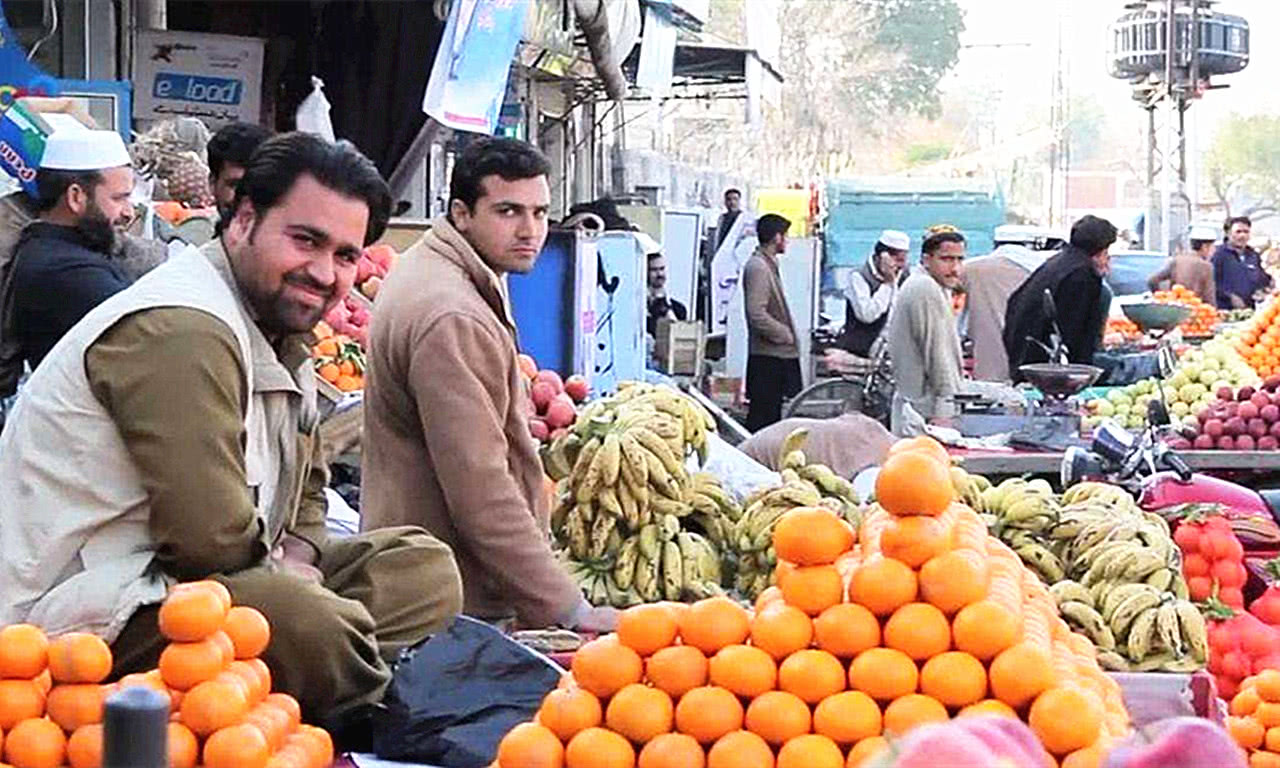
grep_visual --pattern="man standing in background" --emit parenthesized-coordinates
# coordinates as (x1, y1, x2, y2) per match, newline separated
(838, 230, 908, 357)
(1213, 216, 1271, 309)
(207, 121, 273, 220)
(715, 188, 743, 251)
(887, 229, 967, 434)
(1147, 224, 1216, 305)
(742, 213, 800, 431)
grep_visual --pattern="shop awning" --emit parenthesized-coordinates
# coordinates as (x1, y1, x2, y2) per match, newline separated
(621, 41, 783, 88)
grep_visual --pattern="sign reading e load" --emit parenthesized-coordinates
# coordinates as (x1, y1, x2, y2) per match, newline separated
(133, 30, 263, 127)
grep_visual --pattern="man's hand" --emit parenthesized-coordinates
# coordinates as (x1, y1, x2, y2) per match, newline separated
(564, 599, 619, 633)
(1231, 294, 1247, 309)
(272, 536, 323, 584)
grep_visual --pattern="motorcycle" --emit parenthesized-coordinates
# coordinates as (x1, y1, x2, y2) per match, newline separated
(1061, 398, 1280, 533)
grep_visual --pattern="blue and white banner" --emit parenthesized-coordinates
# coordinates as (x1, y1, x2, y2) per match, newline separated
(423, 0, 532, 134)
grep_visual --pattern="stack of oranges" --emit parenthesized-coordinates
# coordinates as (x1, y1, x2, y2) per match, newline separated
(494, 436, 1130, 768)
(1152, 285, 1218, 338)
(312, 326, 366, 393)
(0, 581, 332, 768)
(1226, 669, 1280, 766)
(1235, 299, 1280, 378)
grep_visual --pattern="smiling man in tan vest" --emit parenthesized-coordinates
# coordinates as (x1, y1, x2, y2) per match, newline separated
(0, 133, 461, 736)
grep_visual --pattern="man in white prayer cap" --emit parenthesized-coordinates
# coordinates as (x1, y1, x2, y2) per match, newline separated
(838, 229, 909, 357)
(8, 127, 136, 371)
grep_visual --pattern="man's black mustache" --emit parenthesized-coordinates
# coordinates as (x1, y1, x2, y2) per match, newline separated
(283, 273, 335, 297)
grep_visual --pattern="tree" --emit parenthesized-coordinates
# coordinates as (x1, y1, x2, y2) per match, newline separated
(1206, 113, 1280, 221)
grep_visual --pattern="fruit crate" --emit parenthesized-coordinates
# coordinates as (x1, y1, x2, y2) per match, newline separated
(654, 319, 704, 377)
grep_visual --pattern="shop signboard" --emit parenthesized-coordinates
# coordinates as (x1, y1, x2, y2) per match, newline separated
(133, 30, 264, 126)
(423, 0, 533, 134)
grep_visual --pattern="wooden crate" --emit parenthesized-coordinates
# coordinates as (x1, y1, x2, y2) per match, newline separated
(655, 319, 705, 376)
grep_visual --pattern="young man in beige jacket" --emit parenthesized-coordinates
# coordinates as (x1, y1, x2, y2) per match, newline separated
(742, 213, 800, 431)
(362, 138, 615, 633)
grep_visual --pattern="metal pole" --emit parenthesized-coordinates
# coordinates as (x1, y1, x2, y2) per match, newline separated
(1161, 0, 1177, 254)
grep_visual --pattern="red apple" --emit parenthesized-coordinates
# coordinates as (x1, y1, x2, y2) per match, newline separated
(1204, 419, 1225, 438)
(564, 375, 590, 404)
(1239, 386, 1256, 402)
(530, 381, 557, 413)
(1168, 437, 1192, 450)
(355, 256, 376, 285)
(365, 244, 396, 271)
(528, 417, 549, 441)
(1238, 434, 1257, 451)
(1219, 386, 1236, 401)
(1254, 392, 1272, 411)
(1266, 375, 1280, 392)
(1267, 404, 1280, 424)
(1197, 405, 1214, 423)
(1271, 421, 1280, 440)
(1251, 418, 1269, 439)
(1240, 402, 1260, 422)
(1224, 402, 1240, 418)
(544, 399, 576, 429)
(1193, 434, 1216, 450)
(1226, 416, 1246, 437)
(534, 369, 565, 395)
(1261, 436, 1279, 451)
(1218, 435, 1236, 451)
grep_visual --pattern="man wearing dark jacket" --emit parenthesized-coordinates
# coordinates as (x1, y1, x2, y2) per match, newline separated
(1004, 215, 1118, 381)
(10, 128, 137, 371)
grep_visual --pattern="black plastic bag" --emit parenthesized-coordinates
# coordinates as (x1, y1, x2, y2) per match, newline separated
(372, 615, 563, 767)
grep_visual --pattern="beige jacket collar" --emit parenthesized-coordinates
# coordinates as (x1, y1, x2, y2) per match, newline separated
(423, 217, 516, 334)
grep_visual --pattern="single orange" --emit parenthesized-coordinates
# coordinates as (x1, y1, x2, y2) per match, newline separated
(1234, 688, 1263, 716)
(244, 704, 292, 752)
(849, 648, 918, 702)
(773, 507, 855, 566)
(571, 636, 643, 699)
(617, 604, 680, 656)
(887, 436, 951, 466)
(4, 717, 66, 768)
(222, 606, 271, 659)
(45, 683, 106, 732)
(180, 678, 249, 737)
(706, 731, 774, 768)
(918, 550, 989, 615)
(1228, 716, 1266, 750)
(847, 556, 917, 617)
(47, 633, 112, 684)
(1029, 687, 1103, 756)
(66, 724, 103, 768)
(778, 650, 845, 704)
(639, 733, 705, 768)
(875, 452, 953, 517)
(538, 686, 602, 742)
(0, 680, 45, 731)
(813, 691, 882, 745)
(957, 699, 1018, 719)
(780, 565, 844, 616)
(744, 690, 811, 747)
(565, 727, 635, 768)
(952, 601, 1020, 661)
(883, 603, 951, 661)
(203, 723, 270, 768)
(227, 660, 270, 704)
(495, 722, 565, 768)
(0, 625, 49, 680)
(679, 598, 751, 655)
(606, 683, 675, 744)
(264, 692, 302, 730)
(160, 587, 229, 642)
(882, 694, 948, 736)
(675, 686, 744, 745)
(646, 646, 709, 699)
(750, 604, 814, 661)
(989, 643, 1055, 709)
(776, 734, 844, 768)
(846, 736, 889, 768)
(709, 645, 777, 699)
(919, 652, 987, 708)
(167, 723, 199, 768)
(159, 637, 225, 691)
(170, 581, 233, 613)
(812, 604, 880, 659)
(880, 516, 951, 568)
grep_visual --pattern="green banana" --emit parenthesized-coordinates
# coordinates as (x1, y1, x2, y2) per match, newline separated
(613, 537, 640, 590)
(566, 505, 591, 560)
(638, 524, 661, 560)
(568, 437, 601, 491)
(589, 512, 618, 560)
(1015, 542, 1067, 583)
(660, 513, 681, 542)
(1126, 608, 1159, 662)
(632, 427, 685, 477)
(1097, 651, 1131, 671)
(1060, 601, 1117, 651)
(1049, 580, 1095, 609)
(662, 540, 683, 600)
(1175, 599, 1208, 663)
(1109, 588, 1163, 637)
(1156, 602, 1185, 658)
(778, 428, 809, 465)
(634, 553, 661, 602)
(1100, 584, 1158, 622)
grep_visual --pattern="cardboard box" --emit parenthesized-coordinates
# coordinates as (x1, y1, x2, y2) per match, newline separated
(655, 319, 704, 377)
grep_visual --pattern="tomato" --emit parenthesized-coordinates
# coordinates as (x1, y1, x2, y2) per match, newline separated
(1221, 587, 1246, 610)
(1224, 651, 1253, 680)
(1211, 620, 1244, 654)
(1189, 575, 1215, 602)
(1219, 676, 1240, 700)
(1174, 523, 1203, 553)
(1222, 535, 1246, 562)
(1255, 654, 1280, 674)
(1213, 559, 1249, 589)
(1241, 618, 1280, 658)
(1253, 589, 1280, 626)
(1201, 531, 1236, 561)
(1184, 553, 1212, 578)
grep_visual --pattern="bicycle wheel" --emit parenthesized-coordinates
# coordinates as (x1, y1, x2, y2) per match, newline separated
(784, 377, 865, 420)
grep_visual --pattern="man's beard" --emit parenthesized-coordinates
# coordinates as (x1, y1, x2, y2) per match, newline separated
(238, 235, 337, 337)
(75, 202, 118, 253)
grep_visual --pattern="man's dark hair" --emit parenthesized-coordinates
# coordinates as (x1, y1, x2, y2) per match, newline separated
(873, 241, 902, 258)
(922, 231, 966, 256)
(449, 137, 550, 213)
(1226, 215, 1252, 232)
(33, 169, 103, 213)
(1191, 238, 1216, 251)
(1069, 215, 1119, 256)
(757, 213, 790, 245)
(222, 132, 392, 246)
(207, 122, 272, 179)
(725, 188, 742, 199)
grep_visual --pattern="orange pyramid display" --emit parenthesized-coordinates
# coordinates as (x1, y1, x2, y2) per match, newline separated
(0, 582, 333, 768)
(496, 436, 1130, 768)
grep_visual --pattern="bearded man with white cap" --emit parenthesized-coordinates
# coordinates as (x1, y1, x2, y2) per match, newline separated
(838, 229, 909, 357)
(7, 127, 136, 370)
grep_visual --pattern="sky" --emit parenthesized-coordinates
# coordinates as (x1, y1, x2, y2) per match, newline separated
(948, 0, 1277, 148)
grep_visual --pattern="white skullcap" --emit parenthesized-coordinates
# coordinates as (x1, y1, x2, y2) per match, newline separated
(1189, 224, 1218, 241)
(878, 230, 910, 251)
(40, 127, 132, 171)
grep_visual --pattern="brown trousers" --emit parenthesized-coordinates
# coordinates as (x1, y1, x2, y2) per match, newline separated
(111, 526, 462, 723)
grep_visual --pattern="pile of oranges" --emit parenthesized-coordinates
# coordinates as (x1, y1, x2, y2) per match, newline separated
(311, 324, 365, 393)
(494, 437, 1130, 768)
(0, 581, 332, 768)
(1227, 669, 1280, 766)
(1152, 285, 1219, 338)
(1235, 299, 1280, 378)
(1104, 316, 1142, 343)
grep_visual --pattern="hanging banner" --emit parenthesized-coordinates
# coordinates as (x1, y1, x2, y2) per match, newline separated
(423, 0, 533, 134)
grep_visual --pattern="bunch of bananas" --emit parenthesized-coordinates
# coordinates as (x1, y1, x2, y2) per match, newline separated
(563, 517, 725, 606)
(729, 429, 862, 600)
(982, 478, 1203, 670)
(545, 382, 743, 607)
(1049, 579, 1207, 672)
